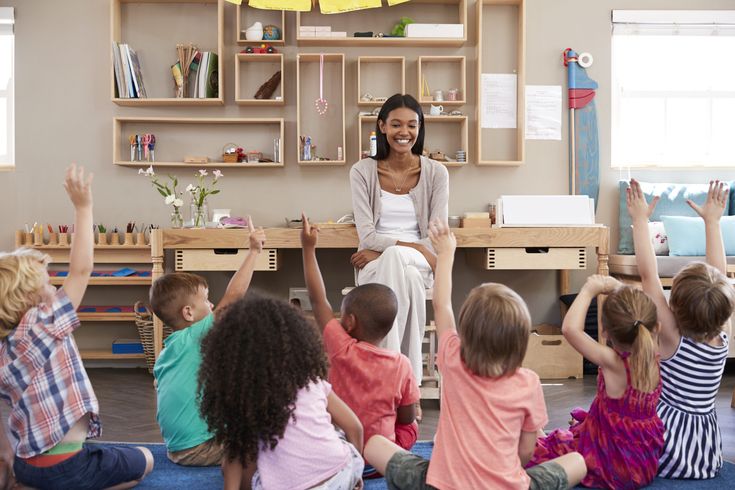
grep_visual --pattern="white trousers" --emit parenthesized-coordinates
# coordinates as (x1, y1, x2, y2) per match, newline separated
(357, 246, 433, 385)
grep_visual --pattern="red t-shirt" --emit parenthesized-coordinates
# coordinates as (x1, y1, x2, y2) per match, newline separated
(323, 319, 419, 444)
(427, 331, 548, 490)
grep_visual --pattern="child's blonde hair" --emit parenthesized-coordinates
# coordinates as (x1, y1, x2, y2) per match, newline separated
(457, 283, 531, 377)
(670, 262, 735, 342)
(601, 286, 659, 393)
(0, 248, 51, 338)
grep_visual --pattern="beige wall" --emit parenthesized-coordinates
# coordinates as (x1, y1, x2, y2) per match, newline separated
(3, 0, 735, 334)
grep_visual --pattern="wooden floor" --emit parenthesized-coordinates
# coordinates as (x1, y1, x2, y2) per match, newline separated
(14, 366, 730, 464)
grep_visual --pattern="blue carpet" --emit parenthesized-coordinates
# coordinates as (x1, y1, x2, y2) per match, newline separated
(100, 441, 734, 489)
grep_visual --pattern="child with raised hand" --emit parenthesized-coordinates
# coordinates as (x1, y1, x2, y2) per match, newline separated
(529, 275, 664, 489)
(197, 292, 365, 490)
(628, 178, 735, 479)
(0, 164, 154, 489)
(151, 217, 266, 467)
(364, 219, 586, 490)
(301, 213, 419, 477)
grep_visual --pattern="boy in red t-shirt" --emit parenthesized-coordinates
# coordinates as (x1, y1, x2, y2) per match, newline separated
(301, 214, 419, 476)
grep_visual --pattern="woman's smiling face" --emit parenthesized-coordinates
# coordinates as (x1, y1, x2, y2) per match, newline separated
(378, 107, 420, 156)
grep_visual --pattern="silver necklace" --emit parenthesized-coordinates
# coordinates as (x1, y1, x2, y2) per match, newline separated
(384, 160, 413, 192)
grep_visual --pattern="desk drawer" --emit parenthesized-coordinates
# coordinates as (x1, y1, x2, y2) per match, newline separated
(471, 247, 586, 270)
(175, 249, 278, 271)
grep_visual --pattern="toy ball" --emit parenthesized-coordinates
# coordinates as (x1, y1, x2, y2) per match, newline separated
(263, 25, 281, 41)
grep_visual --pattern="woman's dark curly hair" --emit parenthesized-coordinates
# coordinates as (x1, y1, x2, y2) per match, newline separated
(197, 291, 328, 463)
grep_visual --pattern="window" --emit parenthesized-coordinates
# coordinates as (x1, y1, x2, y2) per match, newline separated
(612, 10, 735, 168)
(0, 7, 14, 169)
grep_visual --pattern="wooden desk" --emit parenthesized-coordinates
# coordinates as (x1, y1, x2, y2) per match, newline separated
(149, 226, 609, 358)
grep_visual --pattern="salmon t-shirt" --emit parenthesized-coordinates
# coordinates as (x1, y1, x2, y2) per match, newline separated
(427, 331, 548, 490)
(323, 319, 419, 444)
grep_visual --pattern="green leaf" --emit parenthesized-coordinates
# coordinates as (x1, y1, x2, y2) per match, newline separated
(210, 189, 220, 195)
(156, 188, 167, 197)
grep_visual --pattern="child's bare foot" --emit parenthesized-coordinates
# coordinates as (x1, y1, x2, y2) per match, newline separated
(415, 402, 423, 423)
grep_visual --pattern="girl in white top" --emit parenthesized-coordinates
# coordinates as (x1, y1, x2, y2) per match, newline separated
(197, 293, 364, 490)
(350, 94, 449, 391)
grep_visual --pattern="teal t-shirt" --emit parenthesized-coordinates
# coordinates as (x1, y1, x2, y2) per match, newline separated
(153, 313, 215, 452)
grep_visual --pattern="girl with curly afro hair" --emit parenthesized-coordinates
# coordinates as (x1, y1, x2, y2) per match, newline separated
(198, 291, 365, 490)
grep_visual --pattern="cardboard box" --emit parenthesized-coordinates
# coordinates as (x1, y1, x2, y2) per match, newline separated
(313, 26, 332, 33)
(404, 23, 464, 38)
(460, 218, 492, 228)
(522, 324, 583, 379)
(330, 31, 347, 37)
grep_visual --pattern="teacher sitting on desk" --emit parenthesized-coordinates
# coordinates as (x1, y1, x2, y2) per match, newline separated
(350, 93, 449, 387)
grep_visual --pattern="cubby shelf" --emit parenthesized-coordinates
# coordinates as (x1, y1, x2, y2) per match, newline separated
(476, 0, 526, 166)
(49, 277, 152, 287)
(357, 115, 468, 167)
(236, 4, 285, 45)
(418, 56, 466, 107)
(296, 53, 346, 166)
(357, 57, 405, 107)
(113, 117, 285, 168)
(81, 350, 146, 361)
(110, 0, 224, 106)
(235, 53, 284, 106)
(295, 0, 466, 47)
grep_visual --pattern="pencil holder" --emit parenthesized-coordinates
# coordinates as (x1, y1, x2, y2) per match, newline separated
(136, 232, 146, 246)
(97, 233, 108, 246)
(15, 230, 24, 247)
(33, 229, 44, 246)
(24, 232, 33, 246)
(123, 232, 134, 246)
(68, 233, 74, 245)
(48, 232, 58, 245)
(58, 233, 69, 247)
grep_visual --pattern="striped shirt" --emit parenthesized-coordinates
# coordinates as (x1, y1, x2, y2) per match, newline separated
(0, 288, 100, 458)
(657, 332, 728, 479)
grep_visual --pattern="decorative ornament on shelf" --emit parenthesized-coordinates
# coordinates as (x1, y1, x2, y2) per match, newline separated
(245, 21, 263, 41)
(263, 24, 281, 41)
(254, 71, 281, 99)
(315, 53, 328, 116)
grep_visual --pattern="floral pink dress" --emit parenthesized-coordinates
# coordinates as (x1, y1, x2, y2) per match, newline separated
(529, 352, 664, 489)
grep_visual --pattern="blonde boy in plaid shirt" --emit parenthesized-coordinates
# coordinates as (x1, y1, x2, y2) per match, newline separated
(0, 165, 154, 489)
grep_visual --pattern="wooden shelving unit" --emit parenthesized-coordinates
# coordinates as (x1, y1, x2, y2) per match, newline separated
(476, 0, 526, 166)
(295, 0, 466, 47)
(113, 117, 285, 168)
(418, 56, 466, 107)
(110, 0, 224, 106)
(357, 57, 405, 107)
(235, 53, 284, 106)
(50, 276, 152, 287)
(296, 53, 346, 166)
(357, 115, 467, 166)
(78, 311, 138, 322)
(236, 4, 285, 45)
(81, 350, 146, 361)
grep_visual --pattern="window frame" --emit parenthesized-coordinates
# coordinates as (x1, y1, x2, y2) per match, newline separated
(0, 7, 15, 170)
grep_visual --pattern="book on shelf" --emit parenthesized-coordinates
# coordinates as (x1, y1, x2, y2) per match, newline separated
(127, 46, 147, 98)
(112, 41, 125, 98)
(112, 42, 147, 99)
(196, 51, 209, 98)
(205, 52, 218, 98)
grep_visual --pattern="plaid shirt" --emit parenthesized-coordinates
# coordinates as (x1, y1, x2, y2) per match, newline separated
(0, 288, 100, 458)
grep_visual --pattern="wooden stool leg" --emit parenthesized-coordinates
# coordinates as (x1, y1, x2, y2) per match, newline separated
(731, 386, 735, 408)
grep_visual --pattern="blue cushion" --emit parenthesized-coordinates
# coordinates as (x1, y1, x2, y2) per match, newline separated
(617, 181, 731, 254)
(661, 215, 735, 256)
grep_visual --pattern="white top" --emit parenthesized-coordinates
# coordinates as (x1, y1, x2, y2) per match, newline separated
(376, 190, 421, 242)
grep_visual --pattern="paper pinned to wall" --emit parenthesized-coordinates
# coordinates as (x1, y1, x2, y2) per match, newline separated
(525, 85, 562, 140)
(480, 73, 517, 129)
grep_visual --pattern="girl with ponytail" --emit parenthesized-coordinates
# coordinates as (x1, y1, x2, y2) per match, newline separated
(526, 275, 664, 489)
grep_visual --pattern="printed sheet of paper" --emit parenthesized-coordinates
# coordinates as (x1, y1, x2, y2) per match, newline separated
(480, 74, 517, 129)
(525, 85, 562, 140)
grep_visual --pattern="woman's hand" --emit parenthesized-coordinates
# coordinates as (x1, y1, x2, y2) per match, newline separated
(350, 249, 381, 269)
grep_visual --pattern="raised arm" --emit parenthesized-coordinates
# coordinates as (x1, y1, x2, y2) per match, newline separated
(688, 180, 729, 275)
(301, 213, 335, 331)
(562, 275, 620, 369)
(428, 219, 457, 339)
(217, 217, 265, 313)
(63, 164, 94, 309)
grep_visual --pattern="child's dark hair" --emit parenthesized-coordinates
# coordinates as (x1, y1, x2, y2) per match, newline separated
(670, 262, 735, 342)
(197, 291, 328, 464)
(342, 283, 397, 342)
(149, 272, 208, 327)
(601, 286, 659, 392)
(374, 94, 425, 160)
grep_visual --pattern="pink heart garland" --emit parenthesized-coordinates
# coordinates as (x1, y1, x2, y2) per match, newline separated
(315, 98, 328, 115)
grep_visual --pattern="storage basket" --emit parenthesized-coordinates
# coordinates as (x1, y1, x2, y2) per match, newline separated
(134, 301, 173, 373)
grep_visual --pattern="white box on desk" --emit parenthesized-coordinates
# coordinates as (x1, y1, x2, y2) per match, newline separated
(404, 23, 464, 38)
(496, 195, 599, 227)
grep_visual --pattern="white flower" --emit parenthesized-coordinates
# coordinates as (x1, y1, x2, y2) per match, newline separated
(186, 184, 196, 193)
(212, 169, 223, 179)
(138, 168, 145, 175)
(144, 165, 155, 176)
(173, 198, 184, 207)
(198, 169, 208, 176)
(165, 194, 176, 205)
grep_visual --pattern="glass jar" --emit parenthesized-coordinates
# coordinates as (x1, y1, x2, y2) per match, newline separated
(190, 199, 209, 228)
(170, 208, 184, 229)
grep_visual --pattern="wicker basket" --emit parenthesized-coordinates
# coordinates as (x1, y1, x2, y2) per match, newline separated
(134, 301, 173, 373)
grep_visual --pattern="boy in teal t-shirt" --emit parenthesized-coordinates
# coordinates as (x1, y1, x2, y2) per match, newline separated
(150, 220, 265, 466)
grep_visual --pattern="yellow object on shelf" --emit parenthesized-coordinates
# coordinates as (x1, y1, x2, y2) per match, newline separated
(249, 0, 311, 11)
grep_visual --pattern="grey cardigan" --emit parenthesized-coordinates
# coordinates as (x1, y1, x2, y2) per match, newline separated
(350, 156, 449, 252)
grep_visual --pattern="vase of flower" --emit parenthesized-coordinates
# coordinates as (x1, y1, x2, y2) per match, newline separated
(186, 169, 222, 229)
(170, 208, 184, 229)
(190, 199, 209, 229)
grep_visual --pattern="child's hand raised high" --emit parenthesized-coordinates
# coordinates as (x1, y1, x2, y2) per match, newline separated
(687, 180, 729, 224)
(247, 216, 266, 253)
(63, 163, 93, 209)
(428, 218, 456, 256)
(582, 274, 622, 296)
(300, 212, 319, 250)
(626, 179, 659, 222)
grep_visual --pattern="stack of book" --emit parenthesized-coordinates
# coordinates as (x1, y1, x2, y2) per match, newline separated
(192, 51, 219, 98)
(112, 42, 147, 99)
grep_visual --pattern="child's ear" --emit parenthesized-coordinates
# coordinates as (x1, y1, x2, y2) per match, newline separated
(181, 305, 195, 322)
(342, 313, 357, 333)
